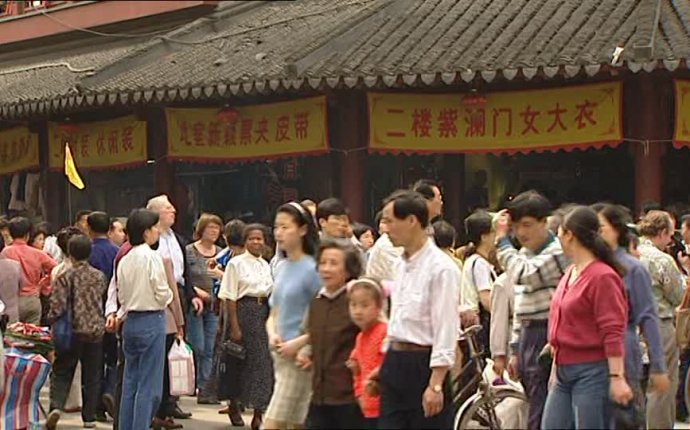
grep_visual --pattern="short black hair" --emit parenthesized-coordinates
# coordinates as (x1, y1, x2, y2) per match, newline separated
(352, 223, 376, 241)
(68, 235, 92, 261)
(87, 211, 110, 235)
(316, 198, 348, 222)
(411, 179, 439, 201)
(110, 218, 126, 233)
(8, 217, 31, 239)
(508, 190, 551, 222)
(126, 209, 160, 246)
(243, 223, 268, 244)
(57, 226, 84, 256)
(595, 203, 633, 249)
(224, 219, 247, 247)
(432, 220, 456, 249)
(30, 222, 50, 244)
(316, 238, 363, 282)
(75, 210, 92, 225)
(383, 190, 429, 228)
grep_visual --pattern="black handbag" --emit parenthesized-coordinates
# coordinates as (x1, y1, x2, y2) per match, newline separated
(219, 305, 246, 361)
(216, 304, 243, 401)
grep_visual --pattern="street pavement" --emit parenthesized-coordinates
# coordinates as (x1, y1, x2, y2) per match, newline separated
(38, 390, 252, 429)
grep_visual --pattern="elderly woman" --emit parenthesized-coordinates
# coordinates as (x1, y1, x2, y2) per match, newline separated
(185, 213, 223, 402)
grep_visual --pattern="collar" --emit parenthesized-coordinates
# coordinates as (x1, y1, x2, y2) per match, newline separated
(11, 239, 27, 246)
(318, 285, 348, 300)
(403, 237, 433, 265)
(92, 237, 110, 243)
(533, 232, 556, 254)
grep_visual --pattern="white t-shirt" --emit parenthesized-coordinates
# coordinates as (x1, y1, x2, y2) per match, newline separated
(460, 253, 496, 312)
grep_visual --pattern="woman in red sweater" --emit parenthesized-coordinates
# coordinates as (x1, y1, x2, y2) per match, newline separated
(542, 206, 633, 430)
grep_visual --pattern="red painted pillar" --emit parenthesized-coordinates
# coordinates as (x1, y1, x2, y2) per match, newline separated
(333, 92, 366, 222)
(634, 142, 664, 210)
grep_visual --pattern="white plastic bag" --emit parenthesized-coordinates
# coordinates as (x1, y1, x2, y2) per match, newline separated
(168, 340, 195, 396)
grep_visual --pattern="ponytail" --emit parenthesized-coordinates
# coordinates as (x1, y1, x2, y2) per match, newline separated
(591, 235, 626, 278)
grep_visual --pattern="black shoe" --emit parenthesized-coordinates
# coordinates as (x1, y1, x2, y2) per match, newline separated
(197, 396, 220, 405)
(95, 411, 109, 423)
(102, 393, 116, 418)
(172, 406, 192, 420)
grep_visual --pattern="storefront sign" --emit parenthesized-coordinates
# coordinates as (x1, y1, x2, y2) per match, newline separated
(48, 116, 147, 170)
(674, 80, 690, 147)
(368, 82, 622, 153)
(0, 127, 39, 175)
(166, 96, 328, 162)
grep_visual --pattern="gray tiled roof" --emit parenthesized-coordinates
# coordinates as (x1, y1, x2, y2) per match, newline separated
(1, 0, 690, 118)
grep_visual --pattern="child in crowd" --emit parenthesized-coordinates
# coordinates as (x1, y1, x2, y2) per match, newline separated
(347, 277, 388, 429)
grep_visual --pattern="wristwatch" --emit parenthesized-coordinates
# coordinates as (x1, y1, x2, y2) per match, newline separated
(431, 384, 442, 393)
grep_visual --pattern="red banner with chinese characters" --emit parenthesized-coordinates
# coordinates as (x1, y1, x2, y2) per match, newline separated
(165, 96, 328, 162)
(48, 116, 147, 170)
(0, 127, 39, 176)
(674, 80, 690, 148)
(368, 82, 622, 154)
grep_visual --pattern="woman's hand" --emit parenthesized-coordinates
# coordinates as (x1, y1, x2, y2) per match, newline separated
(276, 338, 301, 358)
(269, 333, 283, 349)
(650, 373, 671, 393)
(230, 327, 242, 342)
(610, 376, 633, 405)
(295, 352, 312, 370)
(207, 266, 224, 280)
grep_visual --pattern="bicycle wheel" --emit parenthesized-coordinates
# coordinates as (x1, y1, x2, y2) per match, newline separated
(455, 389, 528, 430)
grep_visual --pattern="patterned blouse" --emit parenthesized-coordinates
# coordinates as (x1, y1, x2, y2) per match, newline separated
(638, 238, 685, 320)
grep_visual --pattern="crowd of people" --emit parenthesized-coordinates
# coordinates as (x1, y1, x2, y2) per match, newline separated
(0, 179, 689, 430)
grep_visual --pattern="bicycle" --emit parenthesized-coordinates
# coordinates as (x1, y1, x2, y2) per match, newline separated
(453, 325, 528, 430)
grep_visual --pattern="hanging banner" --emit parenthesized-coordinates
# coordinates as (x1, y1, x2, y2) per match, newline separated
(48, 116, 147, 170)
(674, 80, 690, 148)
(166, 96, 329, 162)
(0, 127, 39, 175)
(368, 82, 622, 154)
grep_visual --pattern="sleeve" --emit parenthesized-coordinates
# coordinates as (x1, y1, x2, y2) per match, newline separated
(659, 257, 685, 307)
(490, 275, 510, 357)
(630, 265, 667, 374)
(474, 259, 493, 292)
(150, 255, 173, 308)
(497, 238, 566, 292)
(460, 259, 479, 312)
(39, 252, 57, 296)
(218, 260, 240, 301)
(105, 274, 118, 317)
(46, 273, 68, 324)
(430, 267, 460, 368)
(592, 272, 627, 358)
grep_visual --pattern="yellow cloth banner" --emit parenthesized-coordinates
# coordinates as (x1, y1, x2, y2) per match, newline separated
(368, 82, 622, 153)
(48, 116, 147, 170)
(0, 127, 39, 175)
(166, 96, 329, 161)
(64, 144, 85, 190)
(674, 80, 690, 147)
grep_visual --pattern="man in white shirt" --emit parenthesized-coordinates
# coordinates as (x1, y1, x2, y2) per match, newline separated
(378, 190, 459, 429)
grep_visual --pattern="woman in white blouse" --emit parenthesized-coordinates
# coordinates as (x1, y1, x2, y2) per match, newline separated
(218, 223, 274, 430)
(116, 209, 173, 430)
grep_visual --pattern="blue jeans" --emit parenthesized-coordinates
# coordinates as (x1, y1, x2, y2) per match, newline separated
(119, 311, 166, 430)
(186, 307, 218, 391)
(542, 360, 611, 430)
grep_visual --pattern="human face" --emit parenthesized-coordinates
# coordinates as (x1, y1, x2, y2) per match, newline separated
(514, 216, 549, 252)
(157, 201, 177, 229)
(598, 214, 619, 250)
(557, 226, 575, 258)
(318, 248, 348, 292)
(349, 287, 381, 331)
(682, 222, 690, 245)
(382, 201, 416, 248)
(657, 224, 673, 250)
(144, 223, 161, 246)
(245, 229, 265, 257)
(429, 186, 443, 219)
(76, 215, 89, 234)
(319, 215, 349, 238)
(31, 233, 45, 251)
(201, 223, 221, 243)
(274, 212, 306, 254)
(108, 221, 126, 246)
(359, 230, 375, 250)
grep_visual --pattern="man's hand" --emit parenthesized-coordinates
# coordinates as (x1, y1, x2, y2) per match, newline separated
(192, 297, 204, 316)
(650, 373, 671, 393)
(508, 355, 519, 380)
(460, 310, 479, 328)
(494, 209, 511, 240)
(105, 314, 118, 333)
(176, 327, 185, 342)
(365, 367, 380, 396)
(422, 387, 444, 418)
(493, 355, 507, 377)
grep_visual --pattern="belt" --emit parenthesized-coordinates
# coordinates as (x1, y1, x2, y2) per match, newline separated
(241, 295, 268, 305)
(390, 341, 431, 352)
(521, 319, 548, 328)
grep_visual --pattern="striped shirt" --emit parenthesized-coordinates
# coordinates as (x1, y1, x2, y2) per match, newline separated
(388, 238, 459, 368)
(496, 234, 567, 353)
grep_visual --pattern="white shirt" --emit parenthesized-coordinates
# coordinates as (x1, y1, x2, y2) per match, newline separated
(460, 253, 496, 312)
(366, 233, 403, 281)
(388, 238, 459, 368)
(218, 251, 273, 301)
(117, 244, 173, 317)
(157, 229, 185, 286)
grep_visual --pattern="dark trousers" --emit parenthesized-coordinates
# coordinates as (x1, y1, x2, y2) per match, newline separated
(306, 403, 365, 429)
(678, 347, 690, 420)
(157, 334, 176, 419)
(379, 349, 452, 430)
(518, 323, 550, 430)
(98, 332, 118, 414)
(50, 338, 103, 423)
(113, 330, 125, 430)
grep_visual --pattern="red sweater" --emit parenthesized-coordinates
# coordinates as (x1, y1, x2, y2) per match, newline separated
(548, 261, 627, 365)
(350, 321, 387, 418)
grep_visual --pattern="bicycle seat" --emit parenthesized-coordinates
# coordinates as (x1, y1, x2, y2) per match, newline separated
(457, 324, 482, 341)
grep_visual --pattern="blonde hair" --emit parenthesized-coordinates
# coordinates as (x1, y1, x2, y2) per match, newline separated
(195, 213, 223, 240)
(146, 194, 172, 211)
(638, 210, 672, 237)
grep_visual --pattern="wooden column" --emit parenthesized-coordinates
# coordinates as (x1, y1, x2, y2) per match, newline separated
(442, 154, 464, 231)
(148, 108, 175, 198)
(332, 91, 367, 222)
(626, 73, 673, 212)
(38, 120, 66, 226)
